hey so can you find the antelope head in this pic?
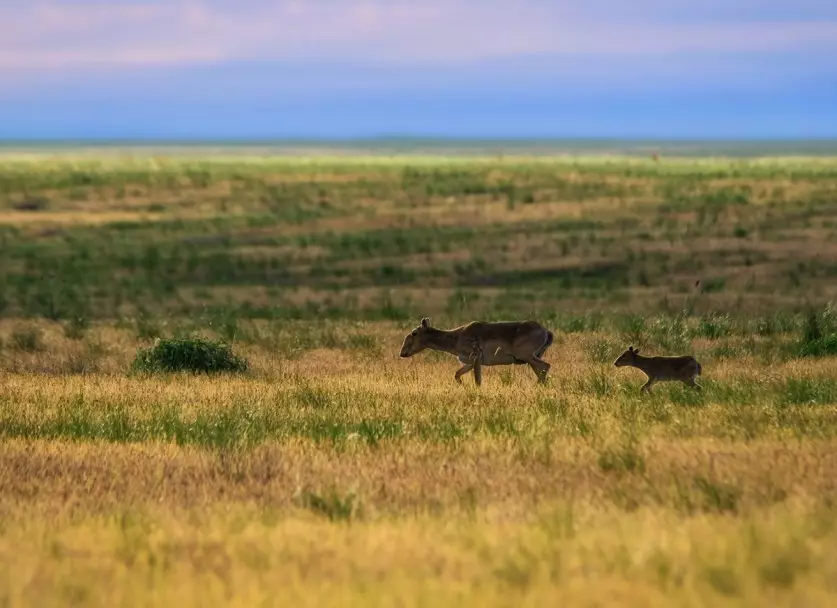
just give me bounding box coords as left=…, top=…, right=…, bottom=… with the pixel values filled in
left=400, top=317, right=432, bottom=358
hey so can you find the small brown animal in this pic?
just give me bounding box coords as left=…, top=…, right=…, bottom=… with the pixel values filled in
left=399, top=317, right=554, bottom=386
left=614, top=346, right=702, bottom=394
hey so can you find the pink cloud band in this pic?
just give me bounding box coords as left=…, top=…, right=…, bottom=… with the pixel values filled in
left=2, top=1, right=837, bottom=71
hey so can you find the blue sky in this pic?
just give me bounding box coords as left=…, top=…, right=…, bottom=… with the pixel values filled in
left=1, top=0, right=836, bottom=140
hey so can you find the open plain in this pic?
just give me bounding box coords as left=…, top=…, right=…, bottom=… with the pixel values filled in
left=2, top=147, right=837, bottom=606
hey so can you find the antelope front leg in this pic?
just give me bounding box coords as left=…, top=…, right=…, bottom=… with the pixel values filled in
left=469, top=343, right=484, bottom=387
left=640, top=378, right=655, bottom=395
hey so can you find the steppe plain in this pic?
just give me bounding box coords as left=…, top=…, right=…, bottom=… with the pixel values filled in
left=2, top=143, right=837, bottom=606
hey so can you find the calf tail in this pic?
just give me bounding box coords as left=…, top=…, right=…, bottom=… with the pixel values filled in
left=538, top=330, right=555, bottom=357
left=696, top=361, right=702, bottom=376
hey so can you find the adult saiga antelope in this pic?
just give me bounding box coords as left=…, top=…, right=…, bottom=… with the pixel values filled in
left=614, top=346, right=702, bottom=394
left=399, top=317, right=554, bottom=386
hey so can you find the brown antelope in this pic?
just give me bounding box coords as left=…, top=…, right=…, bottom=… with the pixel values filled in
left=614, top=346, right=702, bottom=394
left=399, top=317, right=554, bottom=386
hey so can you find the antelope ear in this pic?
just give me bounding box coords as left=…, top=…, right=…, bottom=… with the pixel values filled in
left=633, top=348, right=640, bottom=354
left=628, top=346, right=635, bottom=353
left=421, top=317, right=430, bottom=328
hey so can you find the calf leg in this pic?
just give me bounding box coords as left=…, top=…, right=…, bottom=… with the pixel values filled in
left=683, top=377, right=702, bottom=391
left=640, top=378, right=655, bottom=394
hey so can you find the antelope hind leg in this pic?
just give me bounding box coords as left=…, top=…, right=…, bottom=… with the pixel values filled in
left=455, top=363, right=474, bottom=384
left=524, top=356, right=550, bottom=383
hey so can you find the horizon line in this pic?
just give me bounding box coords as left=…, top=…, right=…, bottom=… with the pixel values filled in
left=3, top=135, right=837, bottom=144
left=3, top=137, right=837, bottom=158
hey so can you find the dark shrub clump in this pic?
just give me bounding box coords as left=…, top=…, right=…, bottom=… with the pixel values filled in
left=131, top=336, right=248, bottom=374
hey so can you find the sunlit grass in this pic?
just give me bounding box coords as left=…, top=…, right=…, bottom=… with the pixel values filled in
left=2, top=323, right=837, bottom=606
left=2, top=498, right=835, bottom=607
left=2, top=151, right=837, bottom=605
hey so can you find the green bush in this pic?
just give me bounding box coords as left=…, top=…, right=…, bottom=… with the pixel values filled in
left=797, top=306, right=837, bottom=358
left=798, top=334, right=837, bottom=358
left=131, top=336, right=248, bottom=375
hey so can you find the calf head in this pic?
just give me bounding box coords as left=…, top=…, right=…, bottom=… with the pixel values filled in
left=614, top=346, right=639, bottom=367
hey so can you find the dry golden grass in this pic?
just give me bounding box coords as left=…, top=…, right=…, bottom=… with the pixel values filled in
left=1, top=320, right=837, bottom=606
left=3, top=497, right=837, bottom=607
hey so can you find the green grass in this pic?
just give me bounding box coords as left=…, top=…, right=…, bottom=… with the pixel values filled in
left=3, top=368, right=837, bottom=449
left=2, top=154, right=837, bottom=323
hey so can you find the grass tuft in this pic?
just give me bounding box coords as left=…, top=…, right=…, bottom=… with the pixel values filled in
left=11, top=324, right=42, bottom=352
left=294, top=486, right=361, bottom=522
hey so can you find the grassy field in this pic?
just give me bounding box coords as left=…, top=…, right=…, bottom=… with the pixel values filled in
left=2, top=149, right=837, bottom=606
